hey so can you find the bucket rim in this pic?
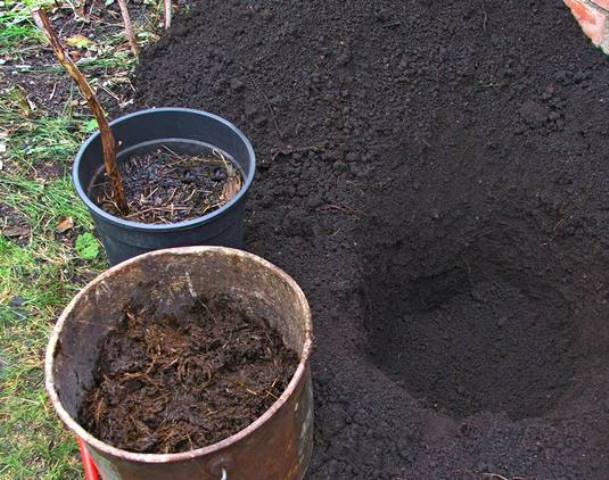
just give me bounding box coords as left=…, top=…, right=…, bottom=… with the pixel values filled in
left=45, top=246, right=313, bottom=464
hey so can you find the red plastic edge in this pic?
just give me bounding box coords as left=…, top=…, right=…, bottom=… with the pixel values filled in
left=78, top=438, right=100, bottom=480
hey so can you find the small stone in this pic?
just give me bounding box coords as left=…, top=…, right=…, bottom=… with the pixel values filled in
left=542, top=85, right=555, bottom=100
left=322, top=150, right=340, bottom=161
left=306, top=195, right=323, bottom=209
left=260, top=8, right=274, bottom=20
left=520, top=100, right=549, bottom=126
left=476, top=461, right=497, bottom=473
left=254, top=115, right=268, bottom=127
left=10, top=296, right=25, bottom=308
left=333, top=161, right=346, bottom=172
left=230, top=78, right=245, bottom=92
left=270, top=95, right=283, bottom=106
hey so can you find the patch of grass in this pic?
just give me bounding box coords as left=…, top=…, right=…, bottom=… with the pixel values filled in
left=0, top=0, right=170, bottom=476
left=0, top=0, right=52, bottom=59
left=1, top=113, right=84, bottom=175
left=0, top=23, right=43, bottom=56
left=0, top=172, right=104, bottom=479
left=0, top=210, right=105, bottom=480
left=0, top=5, right=102, bottom=478
left=0, top=237, right=94, bottom=480
left=1, top=175, right=92, bottom=232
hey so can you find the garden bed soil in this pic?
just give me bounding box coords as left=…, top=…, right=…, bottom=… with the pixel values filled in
left=93, top=146, right=243, bottom=224
left=80, top=294, right=297, bottom=453
left=132, top=1, right=609, bottom=478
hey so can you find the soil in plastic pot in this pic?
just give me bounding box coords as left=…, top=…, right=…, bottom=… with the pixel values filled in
left=92, top=145, right=244, bottom=224
left=79, top=292, right=297, bottom=453
left=131, top=1, right=609, bottom=478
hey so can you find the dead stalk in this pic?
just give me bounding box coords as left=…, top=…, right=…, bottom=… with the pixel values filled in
left=164, top=0, right=172, bottom=29
left=32, top=9, right=128, bottom=214
left=116, top=0, right=139, bottom=57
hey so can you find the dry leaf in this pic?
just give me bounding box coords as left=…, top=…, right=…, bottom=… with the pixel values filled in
left=221, top=176, right=242, bottom=204
left=56, top=217, right=74, bottom=233
left=65, top=34, right=94, bottom=50
left=9, top=86, right=32, bottom=117
left=2, top=225, right=30, bottom=238
left=69, top=50, right=83, bottom=62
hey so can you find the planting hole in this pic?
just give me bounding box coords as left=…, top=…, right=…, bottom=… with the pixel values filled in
left=363, top=258, right=576, bottom=419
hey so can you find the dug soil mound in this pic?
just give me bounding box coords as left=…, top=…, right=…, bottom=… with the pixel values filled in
left=132, top=1, right=609, bottom=478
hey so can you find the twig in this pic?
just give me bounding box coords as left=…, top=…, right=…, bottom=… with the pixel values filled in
left=164, top=0, right=172, bottom=29
left=116, top=0, right=139, bottom=58
left=32, top=9, right=128, bottom=214
left=97, top=82, right=123, bottom=105
left=270, top=142, right=328, bottom=161
left=49, top=81, right=58, bottom=100
left=318, top=204, right=362, bottom=216
left=482, top=474, right=509, bottom=480
left=248, top=74, right=284, bottom=140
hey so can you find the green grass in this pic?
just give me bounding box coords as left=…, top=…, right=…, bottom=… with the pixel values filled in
left=0, top=0, right=163, bottom=476
left=0, top=23, right=43, bottom=56
left=0, top=140, right=105, bottom=480
left=0, top=0, right=51, bottom=58
left=0, top=245, right=82, bottom=479
left=0, top=225, right=104, bottom=480
left=0, top=108, right=92, bottom=175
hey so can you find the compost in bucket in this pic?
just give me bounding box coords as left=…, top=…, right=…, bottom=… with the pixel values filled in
left=79, top=292, right=297, bottom=453
left=91, top=143, right=244, bottom=224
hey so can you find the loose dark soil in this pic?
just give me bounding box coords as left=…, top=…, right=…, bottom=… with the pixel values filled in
left=132, top=1, right=609, bottom=478
left=0, top=204, right=30, bottom=246
left=80, top=294, right=297, bottom=453
left=93, top=146, right=243, bottom=223
left=1, top=0, right=146, bottom=116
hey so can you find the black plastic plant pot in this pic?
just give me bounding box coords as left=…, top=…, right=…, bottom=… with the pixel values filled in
left=73, top=108, right=256, bottom=266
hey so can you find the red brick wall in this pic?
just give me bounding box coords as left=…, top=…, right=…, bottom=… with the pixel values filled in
left=565, top=0, right=609, bottom=53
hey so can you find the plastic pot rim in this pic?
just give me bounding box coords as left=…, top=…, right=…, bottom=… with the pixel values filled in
left=45, top=246, right=314, bottom=464
left=73, top=108, right=256, bottom=232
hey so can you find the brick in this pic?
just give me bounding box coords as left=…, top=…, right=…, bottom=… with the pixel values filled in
left=594, top=0, right=609, bottom=10
left=564, top=0, right=609, bottom=53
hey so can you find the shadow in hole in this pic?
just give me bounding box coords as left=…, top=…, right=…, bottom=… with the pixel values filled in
left=361, top=222, right=578, bottom=420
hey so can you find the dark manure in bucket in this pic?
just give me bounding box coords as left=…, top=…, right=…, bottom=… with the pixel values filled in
left=80, top=293, right=297, bottom=453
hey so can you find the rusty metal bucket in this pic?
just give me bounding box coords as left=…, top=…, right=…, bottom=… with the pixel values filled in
left=45, top=247, right=314, bottom=480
